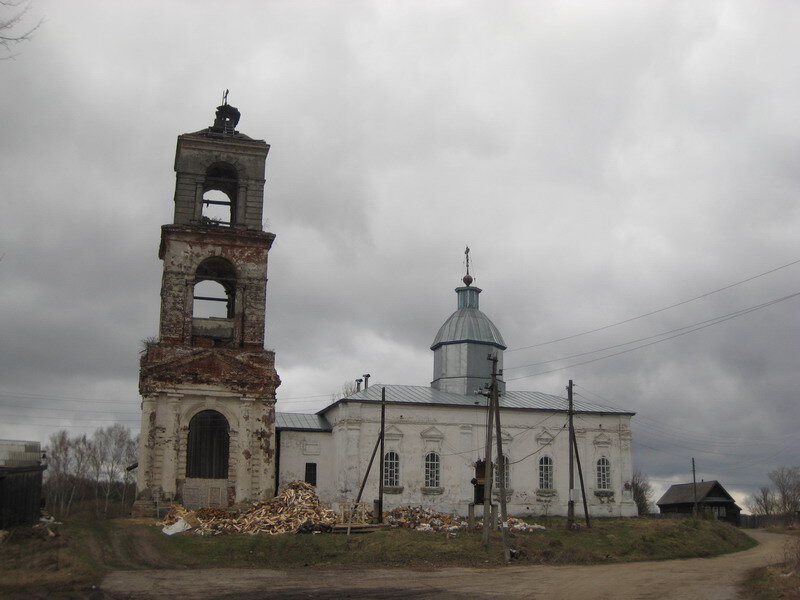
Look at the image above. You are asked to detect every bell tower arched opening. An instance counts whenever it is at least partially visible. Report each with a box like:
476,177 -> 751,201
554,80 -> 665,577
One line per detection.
202,163 -> 238,227
192,257 -> 237,343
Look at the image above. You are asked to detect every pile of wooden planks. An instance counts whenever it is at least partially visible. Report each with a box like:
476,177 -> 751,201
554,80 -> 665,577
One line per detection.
159,481 -> 338,535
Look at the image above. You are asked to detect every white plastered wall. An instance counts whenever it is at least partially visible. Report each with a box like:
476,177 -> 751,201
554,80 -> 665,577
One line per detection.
277,401 -> 636,517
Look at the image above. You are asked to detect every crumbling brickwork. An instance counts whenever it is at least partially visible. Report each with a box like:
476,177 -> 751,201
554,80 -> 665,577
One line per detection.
133,103 -> 280,516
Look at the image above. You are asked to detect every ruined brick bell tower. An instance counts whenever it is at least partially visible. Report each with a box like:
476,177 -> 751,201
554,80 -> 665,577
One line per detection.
134,100 -> 280,515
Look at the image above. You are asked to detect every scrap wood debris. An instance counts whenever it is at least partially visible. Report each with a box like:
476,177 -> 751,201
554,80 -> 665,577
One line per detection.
384,506 -> 468,532
159,480 -> 337,536
382,507 -> 546,533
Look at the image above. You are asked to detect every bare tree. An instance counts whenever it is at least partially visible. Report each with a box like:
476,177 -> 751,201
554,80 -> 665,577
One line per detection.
1,0 -> 43,59
120,433 -> 139,507
44,430 -> 73,516
630,469 -> 653,516
45,425 -> 138,518
329,379 -> 363,403
747,486 -> 778,516
93,424 -> 135,516
769,466 -> 800,515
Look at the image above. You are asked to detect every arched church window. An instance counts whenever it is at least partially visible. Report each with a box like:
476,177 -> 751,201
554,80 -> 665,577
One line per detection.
383,451 -> 400,487
186,410 -> 229,479
202,163 -> 238,227
596,457 -> 611,490
539,456 -> 553,490
193,257 -> 236,319
424,452 -> 440,488
494,455 -> 510,489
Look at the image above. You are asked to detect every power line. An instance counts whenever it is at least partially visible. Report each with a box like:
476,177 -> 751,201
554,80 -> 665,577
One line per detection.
576,387 -> 800,446
508,421 -> 568,465
505,290 -> 800,381
506,291 -> 800,372
507,256 -> 800,352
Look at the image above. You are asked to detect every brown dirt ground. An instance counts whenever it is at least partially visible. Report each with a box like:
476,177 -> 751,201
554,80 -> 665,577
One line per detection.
97,529 -> 789,600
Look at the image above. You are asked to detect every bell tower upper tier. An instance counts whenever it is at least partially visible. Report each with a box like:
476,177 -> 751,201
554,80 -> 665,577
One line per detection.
153,102 -> 276,350
172,103 -> 270,230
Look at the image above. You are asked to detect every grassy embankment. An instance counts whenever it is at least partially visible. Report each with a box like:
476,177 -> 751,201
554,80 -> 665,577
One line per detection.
0,516 -> 755,597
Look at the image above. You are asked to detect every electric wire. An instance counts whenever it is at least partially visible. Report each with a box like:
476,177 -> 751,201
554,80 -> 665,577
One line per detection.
507,256 -> 800,352
506,290 -> 800,380
505,291 -> 800,372
508,421 -> 568,465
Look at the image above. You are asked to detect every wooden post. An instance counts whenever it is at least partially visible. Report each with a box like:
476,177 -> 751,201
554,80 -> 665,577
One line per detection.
567,380 -> 575,530
572,428 -> 591,528
491,354 -> 511,562
482,384 -> 494,545
377,387 -> 386,523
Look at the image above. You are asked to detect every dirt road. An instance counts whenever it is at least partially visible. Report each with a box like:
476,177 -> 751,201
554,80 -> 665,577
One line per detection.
101,529 -> 787,600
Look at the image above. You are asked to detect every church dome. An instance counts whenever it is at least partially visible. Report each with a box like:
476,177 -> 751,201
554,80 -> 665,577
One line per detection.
430,285 -> 506,350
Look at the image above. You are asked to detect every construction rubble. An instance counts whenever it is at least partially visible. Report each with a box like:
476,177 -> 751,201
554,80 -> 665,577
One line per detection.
159,481 -> 546,536
383,506 -> 545,533
160,480 -> 337,535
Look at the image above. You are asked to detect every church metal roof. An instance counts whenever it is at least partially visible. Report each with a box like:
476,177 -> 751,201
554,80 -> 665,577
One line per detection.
326,384 -> 633,415
430,307 -> 507,350
275,412 -> 332,431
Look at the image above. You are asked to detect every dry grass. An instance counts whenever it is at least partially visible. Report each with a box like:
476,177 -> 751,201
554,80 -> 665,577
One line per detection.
0,516 -> 756,598
745,533 -> 800,600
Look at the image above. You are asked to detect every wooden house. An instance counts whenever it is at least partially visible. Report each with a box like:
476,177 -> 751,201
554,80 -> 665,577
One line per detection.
657,480 -> 741,525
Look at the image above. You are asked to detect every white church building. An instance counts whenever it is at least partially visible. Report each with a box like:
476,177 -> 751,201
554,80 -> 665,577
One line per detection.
133,103 -> 636,519
276,273 -> 637,518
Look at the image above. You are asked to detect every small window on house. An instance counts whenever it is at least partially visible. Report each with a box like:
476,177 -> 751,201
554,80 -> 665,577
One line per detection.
424,452 -> 440,488
494,455 -> 510,489
186,410 -> 229,479
539,456 -> 553,489
596,457 -> 611,490
383,451 -> 400,487
304,462 -> 317,487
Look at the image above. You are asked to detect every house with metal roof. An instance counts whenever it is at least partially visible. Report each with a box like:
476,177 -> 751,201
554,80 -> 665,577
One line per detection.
275,267 -> 637,518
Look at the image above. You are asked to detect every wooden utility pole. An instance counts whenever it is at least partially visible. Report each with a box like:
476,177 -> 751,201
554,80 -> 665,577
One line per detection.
490,354 -> 511,562
377,387 -> 386,523
482,381 -> 495,545
692,457 -> 698,518
572,430 -> 591,528
566,380 -> 575,530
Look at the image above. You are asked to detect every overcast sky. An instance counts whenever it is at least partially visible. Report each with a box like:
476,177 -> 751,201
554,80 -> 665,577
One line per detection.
1,0 -> 799,508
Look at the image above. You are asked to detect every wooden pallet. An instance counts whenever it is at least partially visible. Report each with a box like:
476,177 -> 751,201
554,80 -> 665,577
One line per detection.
331,523 -> 388,534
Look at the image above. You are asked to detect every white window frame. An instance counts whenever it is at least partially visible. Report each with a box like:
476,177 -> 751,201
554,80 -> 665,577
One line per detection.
383,451 -> 400,487
424,452 -> 440,488
494,455 -> 510,489
539,455 -> 554,490
596,457 -> 611,490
